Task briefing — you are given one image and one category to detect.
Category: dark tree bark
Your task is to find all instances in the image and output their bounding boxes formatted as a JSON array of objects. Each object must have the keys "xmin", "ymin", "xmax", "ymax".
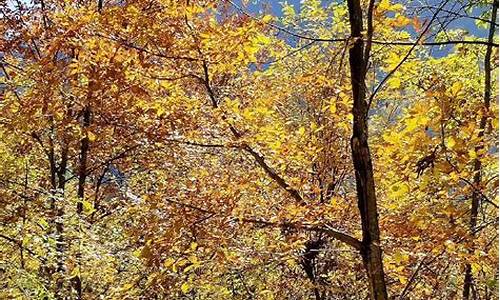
[
  {"xmin": 346, "ymin": 0, "xmax": 388, "ymax": 299},
  {"xmin": 463, "ymin": 1, "xmax": 498, "ymax": 299},
  {"xmin": 77, "ymin": 105, "xmax": 91, "ymax": 214},
  {"xmin": 74, "ymin": 104, "xmax": 91, "ymax": 300},
  {"xmin": 54, "ymin": 138, "xmax": 69, "ymax": 300},
  {"xmin": 301, "ymin": 238, "xmax": 324, "ymax": 300}
]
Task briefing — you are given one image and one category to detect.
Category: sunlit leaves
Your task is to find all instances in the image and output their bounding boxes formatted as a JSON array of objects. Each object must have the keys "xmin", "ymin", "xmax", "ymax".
[{"xmin": 0, "ymin": 0, "xmax": 497, "ymax": 299}]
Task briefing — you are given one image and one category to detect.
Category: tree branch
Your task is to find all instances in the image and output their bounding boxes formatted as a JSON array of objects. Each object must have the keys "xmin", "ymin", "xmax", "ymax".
[
  {"xmin": 367, "ymin": 0, "xmax": 450, "ymax": 111},
  {"xmin": 226, "ymin": 0, "xmax": 498, "ymax": 48},
  {"xmin": 196, "ymin": 55, "xmax": 306, "ymax": 205},
  {"xmin": 238, "ymin": 217, "xmax": 362, "ymax": 250}
]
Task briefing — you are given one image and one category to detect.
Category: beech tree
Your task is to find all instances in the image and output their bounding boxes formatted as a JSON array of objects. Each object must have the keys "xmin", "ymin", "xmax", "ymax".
[{"xmin": 0, "ymin": 0, "xmax": 497, "ymax": 299}]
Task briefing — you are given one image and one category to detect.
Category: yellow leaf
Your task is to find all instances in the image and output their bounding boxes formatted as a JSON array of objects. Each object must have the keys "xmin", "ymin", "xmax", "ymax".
[
  {"xmin": 121, "ymin": 283, "xmax": 134, "ymax": 291},
  {"xmin": 471, "ymin": 263, "xmax": 482, "ymax": 274},
  {"xmin": 398, "ymin": 275, "xmax": 408, "ymax": 284},
  {"xmin": 164, "ymin": 258, "xmax": 175, "ymax": 268},
  {"xmin": 389, "ymin": 182, "xmax": 409, "ymax": 199},
  {"xmin": 405, "ymin": 118, "xmax": 418, "ymax": 131},
  {"xmin": 450, "ymin": 82, "xmax": 463, "ymax": 96},
  {"xmin": 378, "ymin": 0, "xmax": 391, "ymax": 11},
  {"xmin": 181, "ymin": 282, "xmax": 190, "ymax": 294},
  {"xmin": 82, "ymin": 200, "xmax": 95, "ymax": 214},
  {"xmin": 177, "ymin": 258, "xmax": 188, "ymax": 267},
  {"xmin": 132, "ymin": 249, "xmax": 142, "ymax": 257},
  {"xmin": 329, "ymin": 102, "xmax": 337, "ymax": 114},
  {"xmin": 393, "ymin": 251, "xmax": 410, "ymax": 264},
  {"xmin": 188, "ymin": 255, "xmax": 199, "ymax": 264},
  {"xmin": 190, "ymin": 242, "xmax": 198, "ymax": 251},
  {"xmin": 270, "ymin": 140, "xmax": 282, "ymax": 151},
  {"xmin": 38, "ymin": 218, "xmax": 49, "ymax": 228},
  {"xmin": 445, "ymin": 137, "xmax": 456, "ymax": 148},
  {"xmin": 262, "ymin": 15, "xmax": 273, "ymax": 23},
  {"xmin": 254, "ymin": 34, "xmax": 271, "ymax": 45},
  {"xmin": 183, "ymin": 264, "xmax": 196, "ymax": 273},
  {"xmin": 391, "ymin": 3, "xmax": 404, "ymax": 11},
  {"xmin": 242, "ymin": 109, "xmax": 254, "ymax": 121},
  {"xmin": 388, "ymin": 77, "xmax": 401, "ymax": 89},
  {"xmin": 444, "ymin": 240, "xmax": 456, "ymax": 252},
  {"xmin": 449, "ymin": 172, "xmax": 459, "ymax": 182},
  {"xmin": 284, "ymin": 259, "xmax": 296, "ymax": 269},
  {"xmin": 492, "ymin": 118, "xmax": 498, "ymax": 130},
  {"xmin": 282, "ymin": 4, "xmax": 295, "ymax": 17},
  {"xmin": 393, "ymin": 15, "xmax": 410, "ymax": 27},
  {"xmin": 159, "ymin": 80, "xmax": 171, "ymax": 89},
  {"xmin": 384, "ymin": 52, "xmax": 401, "ymax": 71},
  {"xmin": 243, "ymin": 43, "xmax": 259, "ymax": 55},
  {"xmin": 468, "ymin": 149, "xmax": 477, "ymax": 159},
  {"xmin": 87, "ymin": 131, "xmax": 96, "ymax": 142},
  {"xmin": 156, "ymin": 106, "xmax": 165, "ymax": 117}
]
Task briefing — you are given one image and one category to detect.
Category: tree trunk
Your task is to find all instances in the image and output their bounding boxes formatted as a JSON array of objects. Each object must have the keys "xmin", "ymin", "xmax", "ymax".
[
  {"xmin": 346, "ymin": 0, "xmax": 388, "ymax": 299},
  {"xmin": 463, "ymin": 1, "xmax": 497, "ymax": 299},
  {"xmin": 74, "ymin": 104, "xmax": 91, "ymax": 300},
  {"xmin": 54, "ymin": 139, "xmax": 68, "ymax": 300},
  {"xmin": 77, "ymin": 105, "xmax": 91, "ymax": 214}
]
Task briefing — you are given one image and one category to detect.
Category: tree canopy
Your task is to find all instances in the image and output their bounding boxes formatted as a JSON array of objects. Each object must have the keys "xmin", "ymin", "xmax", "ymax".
[{"xmin": 0, "ymin": 0, "xmax": 498, "ymax": 299}]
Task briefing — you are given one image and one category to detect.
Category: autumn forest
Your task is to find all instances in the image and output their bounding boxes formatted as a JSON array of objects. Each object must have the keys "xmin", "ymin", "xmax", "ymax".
[{"xmin": 0, "ymin": 0, "xmax": 498, "ymax": 299}]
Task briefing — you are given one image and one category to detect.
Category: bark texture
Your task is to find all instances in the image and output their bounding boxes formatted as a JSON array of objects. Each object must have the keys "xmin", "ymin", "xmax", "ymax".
[
  {"xmin": 346, "ymin": 0, "xmax": 388, "ymax": 299},
  {"xmin": 462, "ymin": 1, "xmax": 498, "ymax": 299}
]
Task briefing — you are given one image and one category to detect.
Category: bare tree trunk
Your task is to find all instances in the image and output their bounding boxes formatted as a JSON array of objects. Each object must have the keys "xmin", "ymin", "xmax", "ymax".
[
  {"xmin": 54, "ymin": 139, "xmax": 69, "ymax": 300},
  {"xmin": 301, "ymin": 238, "xmax": 323, "ymax": 300},
  {"xmin": 73, "ymin": 104, "xmax": 91, "ymax": 300},
  {"xmin": 77, "ymin": 105, "xmax": 91, "ymax": 214},
  {"xmin": 463, "ymin": 1, "xmax": 498, "ymax": 299},
  {"xmin": 346, "ymin": 0, "xmax": 388, "ymax": 299}
]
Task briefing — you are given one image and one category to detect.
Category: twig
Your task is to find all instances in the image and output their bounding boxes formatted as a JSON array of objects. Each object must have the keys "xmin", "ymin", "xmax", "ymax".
[{"xmin": 367, "ymin": 0, "xmax": 450, "ymax": 111}]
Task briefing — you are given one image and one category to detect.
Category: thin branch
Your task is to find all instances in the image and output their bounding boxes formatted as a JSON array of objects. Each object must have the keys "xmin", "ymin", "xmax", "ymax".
[
  {"xmin": 367, "ymin": 0, "xmax": 450, "ymax": 111},
  {"xmin": 371, "ymin": 39, "xmax": 498, "ymax": 47},
  {"xmin": 0, "ymin": 62, "xmax": 23, "ymax": 102},
  {"xmin": 418, "ymin": 5, "xmax": 499, "ymax": 26},
  {"xmin": 164, "ymin": 197, "xmax": 213, "ymax": 214},
  {"xmin": 0, "ymin": 234, "xmax": 44, "ymax": 262},
  {"xmin": 95, "ymin": 34, "xmax": 201, "ymax": 62},
  {"xmin": 63, "ymin": 144, "xmax": 141, "ymax": 183},
  {"xmin": 364, "ymin": 0, "xmax": 376, "ymax": 71},
  {"xmin": 226, "ymin": 0, "xmax": 346, "ymax": 43},
  {"xmin": 261, "ymin": 40, "xmax": 317, "ymax": 65},
  {"xmin": 164, "ymin": 138, "xmax": 233, "ymax": 149},
  {"xmin": 459, "ymin": 177, "xmax": 499, "ymax": 209},
  {"xmin": 238, "ymin": 217, "xmax": 362, "ymax": 250},
  {"xmin": 194, "ymin": 45, "xmax": 306, "ymax": 204},
  {"xmin": 243, "ymin": 145, "xmax": 305, "ymax": 205},
  {"xmin": 398, "ymin": 258, "xmax": 426, "ymax": 300},
  {"xmin": 226, "ymin": 0, "xmax": 498, "ymax": 47},
  {"xmin": 157, "ymin": 197, "xmax": 361, "ymax": 250}
]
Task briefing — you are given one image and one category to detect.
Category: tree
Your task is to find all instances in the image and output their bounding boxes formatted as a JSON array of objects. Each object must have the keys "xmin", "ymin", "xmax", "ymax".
[
  {"xmin": 0, "ymin": 0, "xmax": 497, "ymax": 299},
  {"xmin": 345, "ymin": 0, "xmax": 388, "ymax": 298}
]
